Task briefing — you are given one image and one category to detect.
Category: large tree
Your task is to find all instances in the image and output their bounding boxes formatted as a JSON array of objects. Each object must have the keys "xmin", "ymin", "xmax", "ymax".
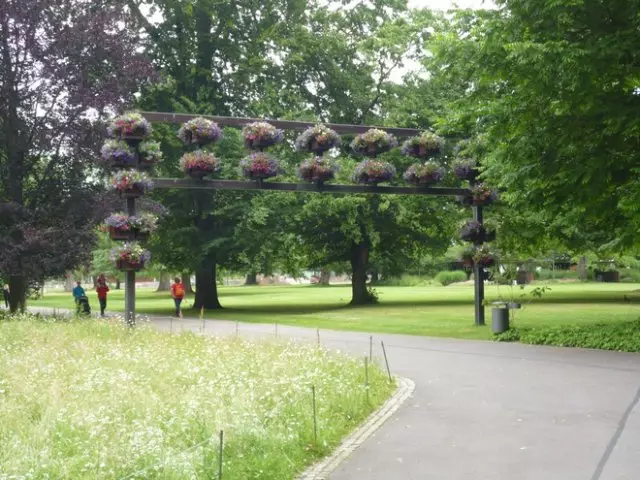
[
  {"xmin": 425, "ymin": 1, "xmax": 640, "ymax": 252},
  {"xmin": 0, "ymin": 0, "xmax": 152, "ymax": 311}
]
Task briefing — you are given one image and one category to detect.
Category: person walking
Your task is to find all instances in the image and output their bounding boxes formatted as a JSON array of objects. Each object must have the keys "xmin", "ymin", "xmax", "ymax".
[
  {"xmin": 2, "ymin": 284, "xmax": 9, "ymax": 309},
  {"xmin": 95, "ymin": 274, "xmax": 110, "ymax": 317},
  {"xmin": 72, "ymin": 281, "xmax": 86, "ymax": 313},
  {"xmin": 171, "ymin": 277, "xmax": 185, "ymax": 318}
]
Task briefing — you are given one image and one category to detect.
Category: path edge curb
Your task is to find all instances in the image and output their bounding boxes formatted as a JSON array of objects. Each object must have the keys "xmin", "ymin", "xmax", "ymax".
[{"xmin": 298, "ymin": 376, "xmax": 416, "ymax": 480}]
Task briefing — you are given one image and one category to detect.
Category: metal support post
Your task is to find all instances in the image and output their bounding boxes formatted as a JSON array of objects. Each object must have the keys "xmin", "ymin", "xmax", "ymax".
[
  {"xmin": 125, "ymin": 196, "xmax": 136, "ymax": 326},
  {"xmin": 473, "ymin": 205, "xmax": 485, "ymax": 326}
]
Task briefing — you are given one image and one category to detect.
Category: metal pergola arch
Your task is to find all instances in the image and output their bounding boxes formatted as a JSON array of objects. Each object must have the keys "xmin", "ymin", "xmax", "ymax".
[{"xmin": 121, "ymin": 111, "xmax": 486, "ymax": 327}]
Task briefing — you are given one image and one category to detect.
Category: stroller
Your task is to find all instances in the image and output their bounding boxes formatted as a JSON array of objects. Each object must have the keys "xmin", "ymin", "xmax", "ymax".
[{"xmin": 77, "ymin": 296, "xmax": 91, "ymax": 316}]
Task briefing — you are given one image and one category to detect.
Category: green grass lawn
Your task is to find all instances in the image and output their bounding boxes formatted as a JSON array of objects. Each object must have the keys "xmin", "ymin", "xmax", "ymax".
[
  {"xmin": 32, "ymin": 282, "xmax": 640, "ymax": 340},
  {"xmin": 0, "ymin": 317, "xmax": 393, "ymax": 479}
]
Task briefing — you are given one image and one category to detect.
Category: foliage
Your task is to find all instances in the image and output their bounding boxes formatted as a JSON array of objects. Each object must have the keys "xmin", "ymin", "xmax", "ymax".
[
  {"xmin": 0, "ymin": 317, "xmax": 393, "ymax": 478},
  {"xmin": 435, "ymin": 270, "xmax": 468, "ymax": 286},
  {"xmin": 620, "ymin": 269, "xmax": 640, "ymax": 284},
  {"xmin": 242, "ymin": 122, "xmax": 284, "ymax": 150},
  {"xmin": 403, "ymin": 161, "xmax": 445, "ymax": 186},
  {"xmin": 240, "ymin": 152, "xmax": 280, "ymax": 179},
  {"xmin": 177, "ymin": 117, "xmax": 223, "ymax": 146},
  {"xmin": 495, "ymin": 320, "xmax": 640, "ymax": 353},
  {"xmin": 110, "ymin": 171, "xmax": 153, "ymax": 194},
  {"xmin": 352, "ymin": 160, "xmax": 396, "ymax": 185},
  {"xmin": 401, "ymin": 132, "xmax": 444, "ymax": 158},
  {"xmin": 179, "ymin": 150, "xmax": 221, "ymax": 177},
  {"xmin": 427, "ymin": 2, "xmax": 640, "ymax": 251},
  {"xmin": 295, "ymin": 125, "xmax": 341, "ymax": 153},
  {"xmin": 0, "ymin": 0, "xmax": 153, "ymax": 311},
  {"xmin": 351, "ymin": 129, "xmax": 398, "ymax": 156},
  {"xmin": 298, "ymin": 157, "xmax": 338, "ymax": 183}
]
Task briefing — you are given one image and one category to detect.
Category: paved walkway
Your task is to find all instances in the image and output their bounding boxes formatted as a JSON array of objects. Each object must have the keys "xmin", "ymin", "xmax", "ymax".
[{"xmin": 29, "ymin": 308, "xmax": 640, "ymax": 479}]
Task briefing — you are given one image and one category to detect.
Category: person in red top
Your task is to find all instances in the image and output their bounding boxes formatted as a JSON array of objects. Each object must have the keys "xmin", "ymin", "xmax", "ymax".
[
  {"xmin": 95, "ymin": 274, "xmax": 110, "ymax": 317},
  {"xmin": 171, "ymin": 277, "xmax": 185, "ymax": 318}
]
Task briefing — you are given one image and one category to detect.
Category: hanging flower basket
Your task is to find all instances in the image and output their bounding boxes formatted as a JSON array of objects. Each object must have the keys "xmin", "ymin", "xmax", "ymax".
[
  {"xmin": 403, "ymin": 161, "xmax": 445, "ymax": 186},
  {"xmin": 111, "ymin": 242, "xmax": 151, "ymax": 271},
  {"xmin": 138, "ymin": 140, "xmax": 163, "ymax": 169},
  {"xmin": 452, "ymin": 158, "xmax": 480, "ymax": 182},
  {"xmin": 474, "ymin": 246, "xmax": 497, "ymax": 268},
  {"xmin": 352, "ymin": 159, "xmax": 396, "ymax": 185},
  {"xmin": 104, "ymin": 213, "xmax": 157, "ymax": 241},
  {"xmin": 180, "ymin": 150, "xmax": 220, "ymax": 179},
  {"xmin": 110, "ymin": 171, "xmax": 153, "ymax": 198},
  {"xmin": 295, "ymin": 125, "xmax": 341, "ymax": 154},
  {"xmin": 242, "ymin": 122, "xmax": 284, "ymax": 150},
  {"xmin": 241, "ymin": 152, "xmax": 280, "ymax": 180},
  {"xmin": 298, "ymin": 157, "xmax": 338, "ymax": 184},
  {"xmin": 460, "ymin": 220, "xmax": 487, "ymax": 244},
  {"xmin": 100, "ymin": 140, "xmax": 136, "ymax": 168},
  {"xmin": 107, "ymin": 112, "xmax": 152, "ymax": 144},
  {"xmin": 459, "ymin": 183, "xmax": 498, "ymax": 206},
  {"xmin": 401, "ymin": 132, "xmax": 444, "ymax": 159},
  {"xmin": 351, "ymin": 129, "xmax": 398, "ymax": 157},
  {"xmin": 460, "ymin": 246, "xmax": 476, "ymax": 267},
  {"xmin": 178, "ymin": 117, "xmax": 223, "ymax": 146}
]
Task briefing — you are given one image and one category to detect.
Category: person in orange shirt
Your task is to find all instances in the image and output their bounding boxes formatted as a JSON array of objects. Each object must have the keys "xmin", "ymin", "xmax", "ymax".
[
  {"xmin": 95, "ymin": 274, "xmax": 110, "ymax": 317},
  {"xmin": 171, "ymin": 277, "xmax": 185, "ymax": 318}
]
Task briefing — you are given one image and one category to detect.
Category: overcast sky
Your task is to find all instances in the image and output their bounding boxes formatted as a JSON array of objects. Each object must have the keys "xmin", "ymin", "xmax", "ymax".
[{"xmin": 409, "ymin": 0, "xmax": 495, "ymax": 10}]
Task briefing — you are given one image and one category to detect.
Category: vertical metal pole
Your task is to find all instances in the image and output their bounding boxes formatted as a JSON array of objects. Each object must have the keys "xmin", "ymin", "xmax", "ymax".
[
  {"xmin": 473, "ymin": 205, "xmax": 485, "ymax": 326},
  {"xmin": 311, "ymin": 385, "xmax": 318, "ymax": 443},
  {"xmin": 381, "ymin": 340, "xmax": 392, "ymax": 383},
  {"xmin": 125, "ymin": 196, "xmax": 136, "ymax": 326},
  {"xmin": 218, "ymin": 430, "xmax": 224, "ymax": 479}
]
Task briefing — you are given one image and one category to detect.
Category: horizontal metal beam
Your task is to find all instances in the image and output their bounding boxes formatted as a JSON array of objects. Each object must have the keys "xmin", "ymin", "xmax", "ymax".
[
  {"xmin": 153, "ymin": 178, "xmax": 469, "ymax": 197},
  {"xmin": 140, "ymin": 111, "xmax": 421, "ymax": 137}
]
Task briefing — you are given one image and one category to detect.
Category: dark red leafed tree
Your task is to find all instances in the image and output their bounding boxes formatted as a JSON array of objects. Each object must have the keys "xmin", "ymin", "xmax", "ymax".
[{"xmin": 0, "ymin": 0, "xmax": 153, "ymax": 311}]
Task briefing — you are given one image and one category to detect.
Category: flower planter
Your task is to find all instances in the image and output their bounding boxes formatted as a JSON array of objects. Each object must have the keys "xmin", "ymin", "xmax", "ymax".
[
  {"xmin": 109, "ymin": 228, "xmax": 134, "ymax": 241},
  {"xmin": 187, "ymin": 170, "xmax": 210, "ymax": 180},
  {"xmin": 351, "ymin": 129, "xmax": 398, "ymax": 157},
  {"xmin": 595, "ymin": 270, "xmax": 620, "ymax": 283},
  {"xmin": 116, "ymin": 259, "xmax": 145, "ymax": 271},
  {"xmin": 401, "ymin": 132, "xmax": 444, "ymax": 159}
]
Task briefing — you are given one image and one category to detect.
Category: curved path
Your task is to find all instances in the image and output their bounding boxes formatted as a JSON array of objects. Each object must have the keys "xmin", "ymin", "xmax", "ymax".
[
  {"xmin": 152, "ymin": 316, "xmax": 640, "ymax": 480},
  {"xmin": 30, "ymin": 308, "xmax": 640, "ymax": 479}
]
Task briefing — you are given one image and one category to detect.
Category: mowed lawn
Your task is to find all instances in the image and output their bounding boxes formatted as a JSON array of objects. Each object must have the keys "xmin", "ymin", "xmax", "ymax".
[{"xmin": 32, "ymin": 283, "xmax": 640, "ymax": 340}]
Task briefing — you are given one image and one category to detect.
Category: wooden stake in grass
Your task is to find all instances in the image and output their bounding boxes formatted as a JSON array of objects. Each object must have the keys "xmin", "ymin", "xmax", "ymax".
[
  {"xmin": 316, "ymin": 328, "xmax": 320, "ymax": 347},
  {"xmin": 235, "ymin": 320, "xmax": 239, "ymax": 337},
  {"xmin": 200, "ymin": 306, "xmax": 205, "ymax": 334},
  {"xmin": 369, "ymin": 335, "xmax": 373, "ymax": 361},
  {"xmin": 170, "ymin": 316, "xmax": 173, "ymax": 334},
  {"xmin": 311, "ymin": 385, "xmax": 318, "ymax": 444},
  {"xmin": 218, "ymin": 430, "xmax": 224, "ymax": 479},
  {"xmin": 364, "ymin": 356, "xmax": 369, "ymax": 403},
  {"xmin": 381, "ymin": 340, "xmax": 392, "ymax": 383}
]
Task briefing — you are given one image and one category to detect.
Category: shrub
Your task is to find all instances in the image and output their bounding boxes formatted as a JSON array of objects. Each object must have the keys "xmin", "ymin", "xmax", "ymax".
[
  {"xmin": 379, "ymin": 275, "xmax": 434, "ymax": 287},
  {"xmin": 495, "ymin": 319, "xmax": 640, "ymax": 352},
  {"xmin": 435, "ymin": 270, "xmax": 468, "ymax": 286},
  {"xmin": 620, "ymin": 269, "xmax": 640, "ymax": 283},
  {"xmin": 534, "ymin": 269, "xmax": 581, "ymax": 281}
]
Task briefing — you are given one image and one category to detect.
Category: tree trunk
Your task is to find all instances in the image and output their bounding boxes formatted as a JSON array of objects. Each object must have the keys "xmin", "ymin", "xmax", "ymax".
[
  {"xmin": 182, "ymin": 272, "xmax": 194, "ymax": 293},
  {"xmin": 319, "ymin": 268, "xmax": 331, "ymax": 285},
  {"xmin": 8, "ymin": 275, "xmax": 27, "ymax": 313},
  {"xmin": 350, "ymin": 242, "xmax": 375, "ymax": 305},
  {"xmin": 244, "ymin": 272, "xmax": 258, "ymax": 285},
  {"xmin": 115, "ymin": 278, "xmax": 121, "ymax": 290},
  {"xmin": 64, "ymin": 274, "xmax": 74, "ymax": 292},
  {"xmin": 156, "ymin": 271, "xmax": 171, "ymax": 291},
  {"xmin": 193, "ymin": 263, "xmax": 222, "ymax": 310}
]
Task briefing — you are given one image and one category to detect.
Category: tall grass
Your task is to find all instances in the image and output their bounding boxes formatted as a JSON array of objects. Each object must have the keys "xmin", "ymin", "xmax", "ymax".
[{"xmin": 0, "ymin": 315, "xmax": 393, "ymax": 479}]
